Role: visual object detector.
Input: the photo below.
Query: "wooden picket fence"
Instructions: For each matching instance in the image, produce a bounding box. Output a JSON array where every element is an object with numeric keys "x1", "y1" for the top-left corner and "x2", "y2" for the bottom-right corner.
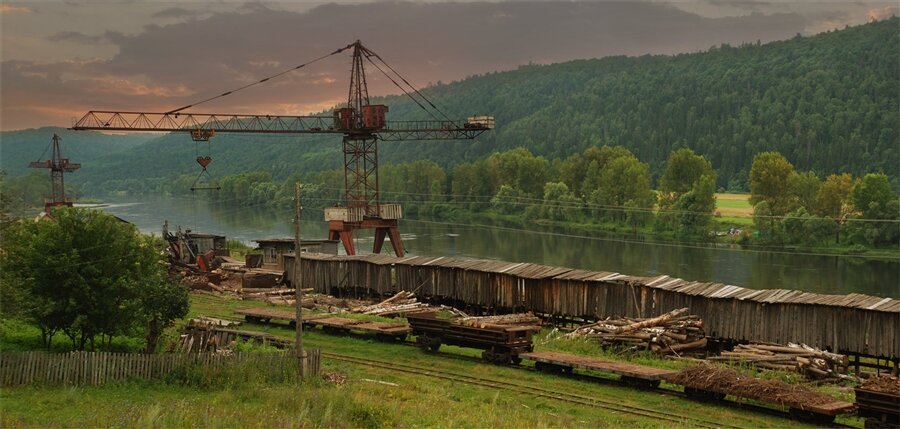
[{"x1": 0, "y1": 349, "x2": 320, "y2": 387}]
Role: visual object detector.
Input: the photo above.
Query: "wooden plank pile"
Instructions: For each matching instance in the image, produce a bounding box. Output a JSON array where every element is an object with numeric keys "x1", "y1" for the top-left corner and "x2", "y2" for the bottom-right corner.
[
  {"x1": 181, "y1": 319, "x2": 290, "y2": 353},
  {"x1": 452, "y1": 313, "x2": 541, "y2": 329},
  {"x1": 710, "y1": 342, "x2": 850, "y2": 380},
  {"x1": 351, "y1": 291, "x2": 434, "y2": 316},
  {"x1": 566, "y1": 308, "x2": 707, "y2": 356}
]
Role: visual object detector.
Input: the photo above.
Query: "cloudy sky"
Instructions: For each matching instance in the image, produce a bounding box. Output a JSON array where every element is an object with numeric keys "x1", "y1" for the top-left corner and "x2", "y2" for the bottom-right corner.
[{"x1": 1, "y1": 0, "x2": 896, "y2": 130}]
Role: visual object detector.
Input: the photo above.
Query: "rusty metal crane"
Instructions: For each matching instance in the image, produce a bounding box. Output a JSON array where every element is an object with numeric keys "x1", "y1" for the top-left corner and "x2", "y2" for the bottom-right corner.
[
  {"x1": 29, "y1": 133, "x2": 81, "y2": 214},
  {"x1": 72, "y1": 41, "x2": 493, "y2": 257}
]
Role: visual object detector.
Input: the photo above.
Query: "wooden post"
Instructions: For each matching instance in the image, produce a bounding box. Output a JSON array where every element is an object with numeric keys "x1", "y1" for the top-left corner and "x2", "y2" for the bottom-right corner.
[{"x1": 294, "y1": 181, "x2": 305, "y2": 379}]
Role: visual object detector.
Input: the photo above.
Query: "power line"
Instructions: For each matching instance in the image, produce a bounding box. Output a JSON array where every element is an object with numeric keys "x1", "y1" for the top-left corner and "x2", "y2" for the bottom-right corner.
[{"x1": 166, "y1": 43, "x2": 354, "y2": 114}]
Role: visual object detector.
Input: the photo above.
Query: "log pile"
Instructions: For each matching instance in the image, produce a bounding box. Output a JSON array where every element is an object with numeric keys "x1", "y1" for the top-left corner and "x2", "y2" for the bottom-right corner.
[
  {"x1": 566, "y1": 308, "x2": 707, "y2": 356},
  {"x1": 711, "y1": 342, "x2": 850, "y2": 380},
  {"x1": 452, "y1": 313, "x2": 541, "y2": 330},
  {"x1": 351, "y1": 291, "x2": 433, "y2": 316}
]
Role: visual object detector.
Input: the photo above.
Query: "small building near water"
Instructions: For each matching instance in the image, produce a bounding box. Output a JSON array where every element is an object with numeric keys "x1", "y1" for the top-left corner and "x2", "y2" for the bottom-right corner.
[{"x1": 252, "y1": 238, "x2": 339, "y2": 270}]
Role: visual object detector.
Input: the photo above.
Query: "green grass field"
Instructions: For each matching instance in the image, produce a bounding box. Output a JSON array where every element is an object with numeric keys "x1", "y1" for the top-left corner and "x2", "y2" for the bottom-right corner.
[{"x1": 714, "y1": 193, "x2": 755, "y2": 226}]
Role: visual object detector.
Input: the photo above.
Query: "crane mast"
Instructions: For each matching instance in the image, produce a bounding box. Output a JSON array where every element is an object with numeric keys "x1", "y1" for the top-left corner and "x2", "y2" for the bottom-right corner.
[
  {"x1": 72, "y1": 40, "x2": 493, "y2": 256},
  {"x1": 29, "y1": 134, "x2": 81, "y2": 214}
]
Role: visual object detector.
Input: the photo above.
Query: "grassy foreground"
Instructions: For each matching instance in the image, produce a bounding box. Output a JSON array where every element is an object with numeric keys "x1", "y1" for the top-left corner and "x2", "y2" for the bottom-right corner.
[{"x1": 1, "y1": 293, "x2": 863, "y2": 428}]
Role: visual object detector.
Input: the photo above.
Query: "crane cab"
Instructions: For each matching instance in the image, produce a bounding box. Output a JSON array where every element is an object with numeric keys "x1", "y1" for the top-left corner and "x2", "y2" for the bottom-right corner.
[
  {"x1": 334, "y1": 105, "x2": 388, "y2": 131},
  {"x1": 362, "y1": 105, "x2": 388, "y2": 129}
]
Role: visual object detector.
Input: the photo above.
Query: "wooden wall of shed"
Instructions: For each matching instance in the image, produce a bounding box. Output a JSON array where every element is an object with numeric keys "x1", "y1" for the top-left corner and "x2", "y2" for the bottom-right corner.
[{"x1": 291, "y1": 257, "x2": 898, "y2": 358}]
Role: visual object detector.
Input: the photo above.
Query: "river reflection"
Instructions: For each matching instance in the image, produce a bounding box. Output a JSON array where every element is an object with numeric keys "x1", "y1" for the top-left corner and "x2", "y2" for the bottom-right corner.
[{"x1": 98, "y1": 196, "x2": 899, "y2": 297}]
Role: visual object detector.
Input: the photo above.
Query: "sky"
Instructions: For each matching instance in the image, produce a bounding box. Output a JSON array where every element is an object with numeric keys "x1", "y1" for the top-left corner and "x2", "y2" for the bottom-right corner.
[{"x1": 1, "y1": 0, "x2": 896, "y2": 131}]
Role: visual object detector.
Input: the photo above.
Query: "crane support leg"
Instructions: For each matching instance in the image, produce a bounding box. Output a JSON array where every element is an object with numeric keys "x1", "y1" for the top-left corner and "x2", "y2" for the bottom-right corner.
[
  {"x1": 373, "y1": 223, "x2": 404, "y2": 257},
  {"x1": 328, "y1": 224, "x2": 356, "y2": 256},
  {"x1": 328, "y1": 219, "x2": 404, "y2": 257}
]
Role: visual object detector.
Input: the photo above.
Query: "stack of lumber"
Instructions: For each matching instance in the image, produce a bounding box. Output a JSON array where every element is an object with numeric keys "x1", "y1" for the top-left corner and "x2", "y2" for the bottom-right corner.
[
  {"x1": 566, "y1": 308, "x2": 707, "y2": 356},
  {"x1": 351, "y1": 291, "x2": 433, "y2": 316},
  {"x1": 452, "y1": 313, "x2": 541, "y2": 330},
  {"x1": 711, "y1": 342, "x2": 851, "y2": 380}
]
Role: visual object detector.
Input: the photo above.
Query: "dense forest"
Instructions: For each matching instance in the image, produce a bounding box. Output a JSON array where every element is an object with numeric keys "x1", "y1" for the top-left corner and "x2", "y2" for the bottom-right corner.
[{"x1": 1, "y1": 17, "x2": 894, "y2": 193}]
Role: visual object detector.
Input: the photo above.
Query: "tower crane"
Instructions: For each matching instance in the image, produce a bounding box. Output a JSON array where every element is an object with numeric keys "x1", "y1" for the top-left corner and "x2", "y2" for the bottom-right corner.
[
  {"x1": 29, "y1": 134, "x2": 81, "y2": 214},
  {"x1": 72, "y1": 41, "x2": 493, "y2": 257}
]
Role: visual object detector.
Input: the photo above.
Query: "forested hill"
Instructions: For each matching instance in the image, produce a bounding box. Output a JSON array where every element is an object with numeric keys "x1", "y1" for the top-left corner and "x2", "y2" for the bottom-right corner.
[
  {"x1": 6, "y1": 18, "x2": 897, "y2": 191},
  {"x1": 384, "y1": 17, "x2": 899, "y2": 188},
  {"x1": 0, "y1": 128, "x2": 156, "y2": 177}
]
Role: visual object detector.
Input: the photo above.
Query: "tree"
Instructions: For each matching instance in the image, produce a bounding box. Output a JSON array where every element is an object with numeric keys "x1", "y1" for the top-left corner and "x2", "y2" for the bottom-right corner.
[
  {"x1": 789, "y1": 171, "x2": 821, "y2": 212},
  {"x1": 540, "y1": 182, "x2": 581, "y2": 221},
  {"x1": 674, "y1": 175, "x2": 717, "y2": 238},
  {"x1": 849, "y1": 173, "x2": 899, "y2": 246},
  {"x1": 139, "y1": 280, "x2": 189, "y2": 354},
  {"x1": 3, "y1": 208, "x2": 175, "y2": 350},
  {"x1": 485, "y1": 148, "x2": 549, "y2": 198},
  {"x1": 749, "y1": 151, "x2": 797, "y2": 217},
  {"x1": 586, "y1": 150, "x2": 656, "y2": 222},
  {"x1": 816, "y1": 173, "x2": 855, "y2": 219},
  {"x1": 752, "y1": 201, "x2": 783, "y2": 244},
  {"x1": 491, "y1": 185, "x2": 524, "y2": 214},
  {"x1": 815, "y1": 173, "x2": 856, "y2": 242},
  {"x1": 660, "y1": 148, "x2": 716, "y2": 198}
]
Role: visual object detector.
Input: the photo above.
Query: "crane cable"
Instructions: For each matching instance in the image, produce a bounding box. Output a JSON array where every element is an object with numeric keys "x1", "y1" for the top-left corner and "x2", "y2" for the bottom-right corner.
[
  {"x1": 166, "y1": 43, "x2": 355, "y2": 114},
  {"x1": 363, "y1": 46, "x2": 456, "y2": 124},
  {"x1": 361, "y1": 53, "x2": 443, "y2": 123}
]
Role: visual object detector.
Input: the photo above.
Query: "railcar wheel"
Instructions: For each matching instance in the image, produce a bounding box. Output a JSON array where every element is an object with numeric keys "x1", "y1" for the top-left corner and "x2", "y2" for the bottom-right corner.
[
  {"x1": 511, "y1": 356, "x2": 522, "y2": 365},
  {"x1": 684, "y1": 387, "x2": 723, "y2": 401},
  {"x1": 482, "y1": 350, "x2": 496, "y2": 363},
  {"x1": 428, "y1": 337, "x2": 442, "y2": 352},
  {"x1": 416, "y1": 335, "x2": 431, "y2": 351}
]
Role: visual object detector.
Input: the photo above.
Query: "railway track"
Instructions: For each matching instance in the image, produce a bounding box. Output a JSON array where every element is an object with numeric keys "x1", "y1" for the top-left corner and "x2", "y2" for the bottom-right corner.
[
  {"x1": 322, "y1": 351, "x2": 741, "y2": 429},
  {"x1": 233, "y1": 314, "x2": 856, "y2": 427}
]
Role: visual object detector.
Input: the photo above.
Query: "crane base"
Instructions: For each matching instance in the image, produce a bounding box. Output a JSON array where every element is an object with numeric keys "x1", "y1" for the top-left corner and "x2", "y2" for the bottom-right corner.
[{"x1": 328, "y1": 218, "x2": 404, "y2": 257}]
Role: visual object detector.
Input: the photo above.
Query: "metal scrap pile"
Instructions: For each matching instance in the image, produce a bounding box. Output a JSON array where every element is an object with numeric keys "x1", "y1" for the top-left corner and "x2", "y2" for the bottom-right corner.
[
  {"x1": 711, "y1": 343, "x2": 851, "y2": 381},
  {"x1": 566, "y1": 308, "x2": 707, "y2": 356}
]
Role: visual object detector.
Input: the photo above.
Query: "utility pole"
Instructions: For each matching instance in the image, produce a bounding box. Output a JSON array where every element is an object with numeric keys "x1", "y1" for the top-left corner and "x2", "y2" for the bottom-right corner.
[{"x1": 293, "y1": 181, "x2": 305, "y2": 378}]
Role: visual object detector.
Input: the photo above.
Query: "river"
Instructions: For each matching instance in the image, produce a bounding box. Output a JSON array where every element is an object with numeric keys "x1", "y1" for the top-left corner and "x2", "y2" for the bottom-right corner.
[{"x1": 96, "y1": 196, "x2": 899, "y2": 297}]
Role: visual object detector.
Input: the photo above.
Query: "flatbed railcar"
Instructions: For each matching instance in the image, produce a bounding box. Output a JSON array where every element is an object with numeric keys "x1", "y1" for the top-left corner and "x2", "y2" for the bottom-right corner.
[
  {"x1": 521, "y1": 351, "x2": 674, "y2": 388},
  {"x1": 406, "y1": 312, "x2": 536, "y2": 364},
  {"x1": 663, "y1": 373, "x2": 856, "y2": 424},
  {"x1": 855, "y1": 387, "x2": 899, "y2": 428},
  {"x1": 236, "y1": 307, "x2": 409, "y2": 341}
]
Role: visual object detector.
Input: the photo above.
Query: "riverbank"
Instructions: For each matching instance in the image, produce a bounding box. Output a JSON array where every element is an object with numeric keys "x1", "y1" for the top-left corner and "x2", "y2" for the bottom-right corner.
[{"x1": 424, "y1": 204, "x2": 900, "y2": 260}]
